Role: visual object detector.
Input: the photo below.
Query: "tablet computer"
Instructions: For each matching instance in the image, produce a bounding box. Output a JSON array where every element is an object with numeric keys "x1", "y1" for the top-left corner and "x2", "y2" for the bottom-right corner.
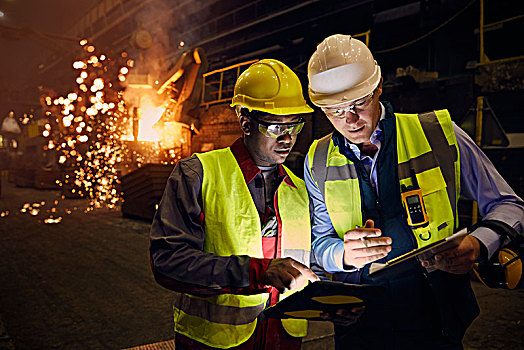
[
  {"x1": 368, "y1": 227, "x2": 469, "y2": 281},
  {"x1": 263, "y1": 281, "x2": 385, "y2": 320}
]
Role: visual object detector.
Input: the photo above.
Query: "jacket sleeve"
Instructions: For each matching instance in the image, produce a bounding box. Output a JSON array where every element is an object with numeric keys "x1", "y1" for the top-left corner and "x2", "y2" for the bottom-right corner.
[
  {"x1": 454, "y1": 123, "x2": 524, "y2": 258},
  {"x1": 149, "y1": 156, "x2": 271, "y2": 296}
]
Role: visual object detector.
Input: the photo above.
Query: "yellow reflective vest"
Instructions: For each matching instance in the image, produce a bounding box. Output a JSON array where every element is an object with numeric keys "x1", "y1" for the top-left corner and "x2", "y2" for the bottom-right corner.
[
  {"x1": 172, "y1": 147, "x2": 310, "y2": 348},
  {"x1": 307, "y1": 110, "x2": 460, "y2": 248}
]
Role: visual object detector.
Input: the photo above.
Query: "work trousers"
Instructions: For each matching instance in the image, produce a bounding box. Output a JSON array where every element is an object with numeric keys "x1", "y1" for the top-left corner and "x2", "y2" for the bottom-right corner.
[{"x1": 334, "y1": 324, "x2": 463, "y2": 350}]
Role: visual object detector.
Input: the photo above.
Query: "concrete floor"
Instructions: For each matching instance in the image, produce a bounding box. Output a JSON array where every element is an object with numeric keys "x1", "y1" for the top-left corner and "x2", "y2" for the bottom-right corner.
[{"x1": 0, "y1": 179, "x2": 523, "y2": 349}]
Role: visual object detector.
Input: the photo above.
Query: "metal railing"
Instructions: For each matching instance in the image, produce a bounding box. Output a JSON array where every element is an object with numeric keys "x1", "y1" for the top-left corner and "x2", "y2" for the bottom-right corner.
[
  {"x1": 199, "y1": 30, "x2": 370, "y2": 109},
  {"x1": 477, "y1": 10, "x2": 524, "y2": 67},
  {"x1": 471, "y1": 0, "x2": 523, "y2": 224},
  {"x1": 200, "y1": 59, "x2": 259, "y2": 109},
  {"x1": 353, "y1": 30, "x2": 371, "y2": 47},
  {"x1": 475, "y1": 0, "x2": 524, "y2": 146}
]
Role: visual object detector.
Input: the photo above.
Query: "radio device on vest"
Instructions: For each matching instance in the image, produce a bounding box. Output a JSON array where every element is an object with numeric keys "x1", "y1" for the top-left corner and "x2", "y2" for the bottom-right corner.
[{"x1": 401, "y1": 169, "x2": 429, "y2": 229}]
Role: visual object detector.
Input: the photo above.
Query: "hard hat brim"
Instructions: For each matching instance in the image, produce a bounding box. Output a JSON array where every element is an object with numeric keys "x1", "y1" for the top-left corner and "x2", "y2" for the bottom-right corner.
[{"x1": 230, "y1": 98, "x2": 314, "y2": 115}]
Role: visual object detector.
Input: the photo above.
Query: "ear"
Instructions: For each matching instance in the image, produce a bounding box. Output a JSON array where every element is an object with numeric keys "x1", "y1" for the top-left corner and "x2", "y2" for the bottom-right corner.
[
  {"x1": 376, "y1": 76, "x2": 384, "y2": 97},
  {"x1": 239, "y1": 115, "x2": 251, "y2": 135}
]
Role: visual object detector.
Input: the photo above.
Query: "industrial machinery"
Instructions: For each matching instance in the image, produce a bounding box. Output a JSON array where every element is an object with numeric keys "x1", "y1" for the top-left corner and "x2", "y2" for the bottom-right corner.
[{"x1": 120, "y1": 48, "x2": 208, "y2": 220}]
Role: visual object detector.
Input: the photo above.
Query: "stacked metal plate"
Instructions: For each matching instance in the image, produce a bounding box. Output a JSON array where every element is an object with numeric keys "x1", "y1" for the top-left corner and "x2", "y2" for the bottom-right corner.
[{"x1": 120, "y1": 163, "x2": 174, "y2": 221}]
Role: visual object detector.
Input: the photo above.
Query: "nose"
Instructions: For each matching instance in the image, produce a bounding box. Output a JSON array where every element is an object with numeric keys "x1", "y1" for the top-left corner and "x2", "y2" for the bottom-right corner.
[
  {"x1": 277, "y1": 132, "x2": 293, "y2": 143},
  {"x1": 343, "y1": 109, "x2": 359, "y2": 123}
]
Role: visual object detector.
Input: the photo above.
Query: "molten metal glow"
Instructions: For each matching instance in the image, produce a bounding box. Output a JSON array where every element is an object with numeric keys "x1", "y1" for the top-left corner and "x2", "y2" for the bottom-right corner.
[{"x1": 137, "y1": 99, "x2": 165, "y2": 142}]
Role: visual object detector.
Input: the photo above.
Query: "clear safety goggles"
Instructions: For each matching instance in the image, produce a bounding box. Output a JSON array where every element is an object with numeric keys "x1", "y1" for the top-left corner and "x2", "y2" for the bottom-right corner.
[
  {"x1": 321, "y1": 91, "x2": 375, "y2": 119},
  {"x1": 250, "y1": 115, "x2": 305, "y2": 138}
]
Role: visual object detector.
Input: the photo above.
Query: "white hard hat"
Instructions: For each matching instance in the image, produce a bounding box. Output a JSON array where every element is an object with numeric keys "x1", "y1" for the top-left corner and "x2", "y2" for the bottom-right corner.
[{"x1": 308, "y1": 34, "x2": 381, "y2": 107}]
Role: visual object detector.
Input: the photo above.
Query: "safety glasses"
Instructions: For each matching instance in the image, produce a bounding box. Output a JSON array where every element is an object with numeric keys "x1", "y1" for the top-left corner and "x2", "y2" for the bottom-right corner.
[
  {"x1": 321, "y1": 91, "x2": 375, "y2": 119},
  {"x1": 249, "y1": 115, "x2": 305, "y2": 138}
]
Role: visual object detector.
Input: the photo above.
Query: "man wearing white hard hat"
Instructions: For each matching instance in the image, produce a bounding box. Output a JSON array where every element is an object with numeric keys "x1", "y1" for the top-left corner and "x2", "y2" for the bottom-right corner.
[{"x1": 304, "y1": 34, "x2": 523, "y2": 349}]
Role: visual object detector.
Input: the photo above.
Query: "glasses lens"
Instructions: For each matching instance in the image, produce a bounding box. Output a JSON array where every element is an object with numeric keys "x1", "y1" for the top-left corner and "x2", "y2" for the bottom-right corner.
[
  {"x1": 324, "y1": 92, "x2": 374, "y2": 119},
  {"x1": 331, "y1": 108, "x2": 349, "y2": 119},
  {"x1": 292, "y1": 122, "x2": 304, "y2": 135},
  {"x1": 355, "y1": 93, "x2": 374, "y2": 110},
  {"x1": 265, "y1": 124, "x2": 281, "y2": 138},
  {"x1": 260, "y1": 122, "x2": 304, "y2": 138},
  {"x1": 258, "y1": 124, "x2": 269, "y2": 136}
]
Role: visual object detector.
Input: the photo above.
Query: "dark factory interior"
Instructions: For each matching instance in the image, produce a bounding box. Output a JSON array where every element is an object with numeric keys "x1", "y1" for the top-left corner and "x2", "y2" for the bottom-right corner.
[{"x1": 0, "y1": 1, "x2": 523, "y2": 349}]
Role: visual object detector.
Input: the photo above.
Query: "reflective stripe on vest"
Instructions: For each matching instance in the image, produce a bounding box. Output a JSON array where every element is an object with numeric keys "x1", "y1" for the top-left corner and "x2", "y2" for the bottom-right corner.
[
  {"x1": 308, "y1": 109, "x2": 460, "y2": 247},
  {"x1": 172, "y1": 148, "x2": 309, "y2": 348},
  {"x1": 308, "y1": 135, "x2": 362, "y2": 239}
]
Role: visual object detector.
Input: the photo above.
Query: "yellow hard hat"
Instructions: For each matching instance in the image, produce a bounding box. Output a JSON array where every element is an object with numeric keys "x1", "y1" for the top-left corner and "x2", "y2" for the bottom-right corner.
[
  {"x1": 499, "y1": 248, "x2": 522, "y2": 289},
  {"x1": 473, "y1": 246, "x2": 523, "y2": 289},
  {"x1": 308, "y1": 34, "x2": 381, "y2": 107},
  {"x1": 231, "y1": 59, "x2": 313, "y2": 115}
]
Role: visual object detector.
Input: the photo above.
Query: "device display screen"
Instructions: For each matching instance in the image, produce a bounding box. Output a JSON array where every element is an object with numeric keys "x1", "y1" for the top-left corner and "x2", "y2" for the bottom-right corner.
[{"x1": 407, "y1": 195, "x2": 419, "y2": 204}]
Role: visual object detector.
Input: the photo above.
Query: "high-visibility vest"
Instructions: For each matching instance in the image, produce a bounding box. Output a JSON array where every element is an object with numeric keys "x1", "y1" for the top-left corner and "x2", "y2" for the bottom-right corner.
[
  {"x1": 308, "y1": 110, "x2": 460, "y2": 248},
  {"x1": 173, "y1": 147, "x2": 310, "y2": 348}
]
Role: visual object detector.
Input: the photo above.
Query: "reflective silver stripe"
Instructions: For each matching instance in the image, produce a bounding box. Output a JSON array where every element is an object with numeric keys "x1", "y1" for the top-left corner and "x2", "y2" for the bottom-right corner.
[
  {"x1": 173, "y1": 292, "x2": 265, "y2": 325},
  {"x1": 398, "y1": 151, "x2": 439, "y2": 180},
  {"x1": 326, "y1": 164, "x2": 358, "y2": 182},
  {"x1": 398, "y1": 145, "x2": 457, "y2": 180},
  {"x1": 282, "y1": 249, "x2": 310, "y2": 266},
  {"x1": 418, "y1": 111, "x2": 458, "y2": 226},
  {"x1": 311, "y1": 133, "x2": 332, "y2": 200}
]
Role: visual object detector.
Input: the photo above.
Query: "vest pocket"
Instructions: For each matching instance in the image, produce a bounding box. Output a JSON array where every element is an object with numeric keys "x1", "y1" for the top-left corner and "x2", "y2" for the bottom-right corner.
[{"x1": 412, "y1": 168, "x2": 454, "y2": 246}]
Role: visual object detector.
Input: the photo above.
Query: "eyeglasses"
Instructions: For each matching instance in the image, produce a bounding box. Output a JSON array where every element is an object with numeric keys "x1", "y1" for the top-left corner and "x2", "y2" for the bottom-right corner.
[
  {"x1": 249, "y1": 115, "x2": 305, "y2": 138},
  {"x1": 321, "y1": 91, "x2": 375, "y2": 119}
]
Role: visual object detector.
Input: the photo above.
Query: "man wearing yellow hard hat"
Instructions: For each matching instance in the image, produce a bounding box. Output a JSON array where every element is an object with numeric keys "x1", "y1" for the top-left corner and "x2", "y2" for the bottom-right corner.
[
  {"x1": 304, "y1": 34, "x2": 524, "y2": 349},
  {"x1": 150, "y1": 59, "x2": 361, "y2": 349}
]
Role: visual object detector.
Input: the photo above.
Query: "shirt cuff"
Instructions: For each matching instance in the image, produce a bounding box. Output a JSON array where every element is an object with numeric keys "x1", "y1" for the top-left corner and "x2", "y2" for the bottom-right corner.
[
  {"x1": 334, "y1": 241, "x2": 359, "y2": 272},
  {"x1": 471, "y1": 226, "x2": 502, "y2": 260},
  {"x1": 249, "y1": 257, "x2": 273, "y2": 291}
]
